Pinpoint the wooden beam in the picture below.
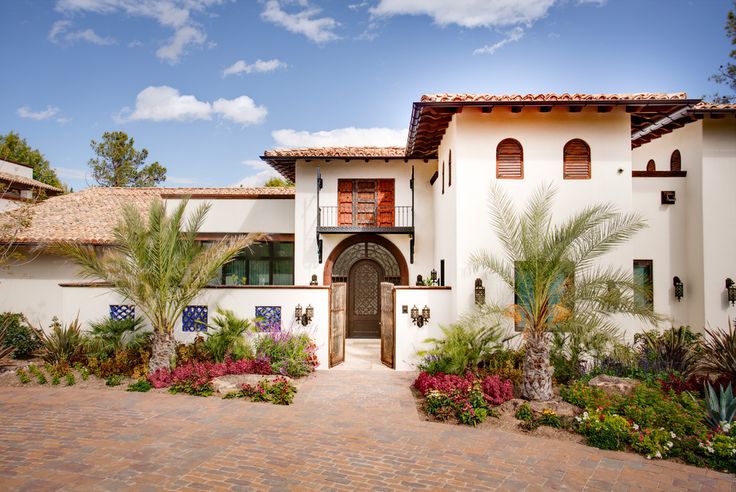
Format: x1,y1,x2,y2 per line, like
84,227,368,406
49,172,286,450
626,105,646,113
597,105,613,113
539,106,552,113
429,171,439,185
481,106,493,113
568,106,583,113
511,106,523,113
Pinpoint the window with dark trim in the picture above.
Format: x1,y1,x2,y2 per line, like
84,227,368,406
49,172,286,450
220,241,295,286
646,159,656,172
563,139,591,179
448,150,452,187
633,259,653,310
670,150,681,171
442,161,445,194
496,138,523,179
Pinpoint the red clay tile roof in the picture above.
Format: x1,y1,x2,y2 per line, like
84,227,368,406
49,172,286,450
0,186,294,245
691,102,736,111
0,170,63,193
420,92,689,103
263,147,407,158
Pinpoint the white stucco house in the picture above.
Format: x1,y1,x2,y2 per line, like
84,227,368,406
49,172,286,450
1,92,734,370
0,157,62,211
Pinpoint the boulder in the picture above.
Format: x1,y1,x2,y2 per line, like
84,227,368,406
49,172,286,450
588,374,640,397
497,398,580,417
211,374,296,395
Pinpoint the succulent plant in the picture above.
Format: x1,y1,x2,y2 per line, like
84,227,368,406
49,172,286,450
704,382,736,431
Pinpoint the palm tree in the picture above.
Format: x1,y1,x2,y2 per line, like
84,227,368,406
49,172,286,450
56,198,259,372
471,185,660,401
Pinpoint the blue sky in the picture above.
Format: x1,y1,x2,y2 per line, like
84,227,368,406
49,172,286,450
0,0,732,190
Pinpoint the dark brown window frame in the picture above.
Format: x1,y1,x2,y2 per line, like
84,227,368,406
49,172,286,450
563,138,591,180
670,149,681,171
633,259,654,310
496,138,524,180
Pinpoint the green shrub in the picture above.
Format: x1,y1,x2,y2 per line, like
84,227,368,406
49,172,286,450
1,313,41,358
127,379,153,392
637,326,699,375
539,409,562,428
16,368,30,384
239,377,297,405
65,372,75,386
551,324,620,384
51,374,60,385
175,336,211,364
560,381,614,410
577,411,630,450
28,365,47,384
694,321,736,385
620,385,705,439
105,374,124,386
484,347,524,385
84,316,150,360
255,330,319,378
203,308,253,362
34,317,85,365
418,323,506,375
515,402,534,421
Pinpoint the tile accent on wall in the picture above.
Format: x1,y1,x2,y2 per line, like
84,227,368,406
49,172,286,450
109,305,135,321
182,305,208,332
255,306,281,331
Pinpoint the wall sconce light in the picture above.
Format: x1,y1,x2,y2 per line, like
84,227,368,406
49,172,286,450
474,278,486,306
309,274,318,286
727,278,736,307
430,269,438,286
410,305,430,327
673,276,684,302
294,304,314,326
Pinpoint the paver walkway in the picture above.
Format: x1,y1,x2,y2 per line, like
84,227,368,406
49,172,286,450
0,370,734,491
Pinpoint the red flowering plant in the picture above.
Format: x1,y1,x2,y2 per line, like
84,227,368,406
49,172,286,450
239,376,297,405
148,356,272,396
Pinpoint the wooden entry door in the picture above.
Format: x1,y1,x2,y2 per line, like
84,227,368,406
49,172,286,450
347,259,384,338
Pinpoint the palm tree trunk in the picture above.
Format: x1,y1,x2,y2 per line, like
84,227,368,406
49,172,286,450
522,333,554,401
148,332,177,373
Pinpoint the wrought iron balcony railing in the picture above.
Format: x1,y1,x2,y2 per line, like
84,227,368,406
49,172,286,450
317,205,413,233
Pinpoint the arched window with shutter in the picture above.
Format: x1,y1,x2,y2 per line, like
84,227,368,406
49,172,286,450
563,139,591,179
646,159,656,172
670,150,681,171
496,138,523,179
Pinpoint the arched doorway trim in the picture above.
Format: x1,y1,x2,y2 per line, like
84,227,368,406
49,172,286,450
323,234,409,286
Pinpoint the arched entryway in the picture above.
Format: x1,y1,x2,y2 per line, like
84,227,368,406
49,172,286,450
324,235,408,340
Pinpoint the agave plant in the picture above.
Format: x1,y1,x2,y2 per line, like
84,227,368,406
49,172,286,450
204,308,253,363
471,184,660,400
33,317,85,365
84,316,151,360
704,382,736,431
693,320,736,383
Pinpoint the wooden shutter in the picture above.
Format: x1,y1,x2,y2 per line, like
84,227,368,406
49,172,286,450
646,159,656,172
670,150,681,171
355,180,377,226
338,180,353,226
563,139,591,179
496,139,523,179
448,150,452,187
376,179,394,227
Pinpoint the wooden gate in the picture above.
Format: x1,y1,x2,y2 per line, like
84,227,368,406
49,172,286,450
380,282,395,368
329,283,346,367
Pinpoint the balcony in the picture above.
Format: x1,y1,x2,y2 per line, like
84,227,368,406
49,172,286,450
317,205,414,234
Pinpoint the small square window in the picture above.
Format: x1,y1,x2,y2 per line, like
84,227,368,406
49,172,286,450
183,305,208,332
110,305,135,321
255,306,281,332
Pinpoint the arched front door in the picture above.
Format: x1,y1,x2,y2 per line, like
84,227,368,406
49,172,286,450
347,259,384,338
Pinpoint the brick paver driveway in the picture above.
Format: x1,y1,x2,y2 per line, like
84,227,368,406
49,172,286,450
1,371,734,491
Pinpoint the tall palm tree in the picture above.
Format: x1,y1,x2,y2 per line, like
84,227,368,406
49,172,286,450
471,185,660,401
56,198,259,372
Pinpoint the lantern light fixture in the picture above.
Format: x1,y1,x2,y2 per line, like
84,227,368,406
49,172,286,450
726,278,736,307
410,305,430,327
310,274,318,286
673,276,684,302
474,278,486,306
294,304,314,326
430,269,438,286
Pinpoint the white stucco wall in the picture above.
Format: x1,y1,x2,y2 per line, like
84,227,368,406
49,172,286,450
632,122,702,328
59,285,331,369
293,158,436,285
394,287,454,371
169,197,295,235
442,107,636,334
0,159,33,179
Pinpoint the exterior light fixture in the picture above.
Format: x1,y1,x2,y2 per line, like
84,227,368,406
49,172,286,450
673,276,684,302
416,274,424,286
430,269,438,286
295,304,314,326
410,305,430,327
474,278,486,306
310,274,318,286
727,278,736,307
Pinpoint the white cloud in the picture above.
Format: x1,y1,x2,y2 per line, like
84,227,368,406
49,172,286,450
48,20,116,45
118,86,267,126
56,117,73,124
232,159,281,187
272,127,407,148
212,96,268,125
55,166,89,181
16,106,61,121
54,0,225,63
261,0,339,43
166,176,196,184
474,26,525,55
370,0,557,28
128,40,143,48
223,59,287,76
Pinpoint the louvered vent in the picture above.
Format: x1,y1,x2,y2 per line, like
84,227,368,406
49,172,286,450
563,139,591,179
496,138,523,179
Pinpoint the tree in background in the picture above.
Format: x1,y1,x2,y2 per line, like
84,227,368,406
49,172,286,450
263,176,295,187
89,131,166,187
0,132,62,188
710,1,736,103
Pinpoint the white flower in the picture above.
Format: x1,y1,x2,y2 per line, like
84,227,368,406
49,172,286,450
575,416,582,423
722,422,731,433
633,424,639,431
582,412,589,420
670,431,676,439
646,455,651,460
707,446,715,454
655,451,662,459
666,441,673,449
658,427,665,431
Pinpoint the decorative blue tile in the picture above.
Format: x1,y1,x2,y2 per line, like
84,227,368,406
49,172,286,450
255,306,281,332
110,305,135,321
183,305,208,332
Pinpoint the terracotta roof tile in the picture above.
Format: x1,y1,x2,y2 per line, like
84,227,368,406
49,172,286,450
263,147,406,158
0,170,63,193
0,186,294,245
420,92,689,103
691,101,736,111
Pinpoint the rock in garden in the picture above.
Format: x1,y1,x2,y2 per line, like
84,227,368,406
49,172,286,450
588,374,640,397
212,374,296,395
